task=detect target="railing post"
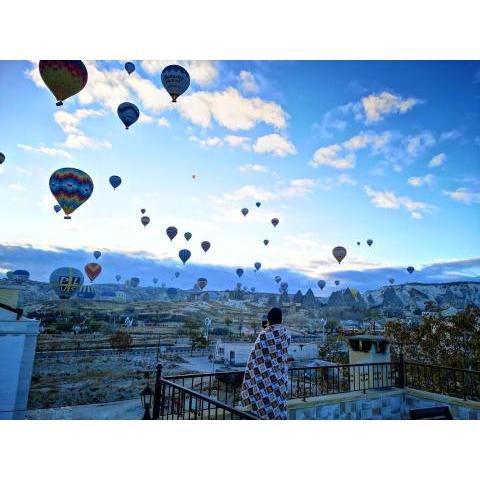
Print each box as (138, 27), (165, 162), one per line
(152, 363), (163, 420)
(398, 352), (405, 389)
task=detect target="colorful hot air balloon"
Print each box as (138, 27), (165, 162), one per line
(254, 262), (261, 271)
(117, 102), (140, 129)
(130, 277), (140, 288)
(39, 60), (88, 106)
(241, 208), (249, 217)
(54, 205), (62, 213)
(166, 226), (178, 241)
(125, 62), (135, 75)
(161, 65), (190, 102)
(256, 202), (261, 208)
(236, 268), (244, 278)
(76, 285), (96, 299)
(49, 168), (94, 219)
(141, 209), (146, 214)
(407, 266), (415, 274)
(332, 246), (347, 264)
(141, 216), (150, 227)
(115, 274), (121, 282)
(275, 276), (282, 283)
(50, 267), (84, 299)
(179, 249), (191, 264)
(85, 263), (102, 282)
(0, 152), (5, 165)
(367, 239), (373, 247)
(334, 280), (340, 286)
(271, 218), (279, 228)
(389, 278), (395, 285)
(174, 271), (181, 278)
(317, 280), (326, 290)
(263, 239), (269, 246)
(201, 241), (211, 253)
(184, 232), (192, 241)
(197, 278), (208, 290)
(109, 175), (122, 190)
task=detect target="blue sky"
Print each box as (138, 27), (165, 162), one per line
(0, 60), (479, 293)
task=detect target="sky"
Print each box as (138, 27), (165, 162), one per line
(0, 60), (479, 294)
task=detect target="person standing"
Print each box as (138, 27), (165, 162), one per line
(240, 307), (291, 419)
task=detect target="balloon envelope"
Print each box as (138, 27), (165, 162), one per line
(201, 241), (211, 253)
(50, 267), (84, 299)
(367, 239), (373, 247)
(93, 250), (101, 260)
(166, 226), (178, 241)
(275, 276), (282, 283)
(389, 278), (395, 284)
(115, 274), (121, 282)
(85, 262), (102, 282)
(39, 60), (88, 106)
(236, 268), (244, 278)
(109, 175), (122, 189)
(184, 232), (192, 241)
(141, 216), (150, 227)
(166, 287), (178, 299)
(407, 266), (415, 274)
(54, 205), (62, 213)
(256, 202), (261, 208)
(317, 280), (326, 290)
(49, 167), (93, 219)
(263, 239), (269, 246)
(124, 62), (135, 74)
(241, 208), (249, 217)
(332, 246), (347, 264)
(0, 152), (5, 164)
(335, 280), (340, 286)
(76, 285), (96, 299)
(117, 102), (140, 129)
(179, 249), (191, 264)
(141, 209), (146, 214)
(271, 218), (279, 227)
(197, 277), (208, 290)
(254, 262), (261, 271)
(12, 270), (29, 283)
(161, 65), (190, 102)
(130, 277), (140, 288)
(175, 271), (181, 278)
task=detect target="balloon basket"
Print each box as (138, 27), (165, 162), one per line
(56, 101), (63, 106)
(64, 216), (71, 220)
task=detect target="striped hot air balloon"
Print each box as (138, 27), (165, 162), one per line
(332, 246), (347, 264)
(201, 241), (211, 253)
(179, 249), (191, 264)
(49, 168), (94, 219)
(166, 226), (178, 241)
(271, 218), (279, 227)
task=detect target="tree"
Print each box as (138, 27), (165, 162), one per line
(109, 331), (132, 351)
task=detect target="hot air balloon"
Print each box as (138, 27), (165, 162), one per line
(357, 241), (360, 246)
(12, 270), (29, 283)
(109, 175), (122, 190)
(256, 202), (261, 208)
(85, 263), (102, 282)
(153, 277), (158, 285)
(130, 277), (140, 288)
(389, 278), (395, 285)
(334, 280), (340, 286)
(117, 102), (140, 129)
(263, 239), (269, 246)
(275, 276), (282, 283)
(141, 216), (150, 227)
(39, 60), (88, 106)
(197, 278), (208, 290)
(201, 241), (211, 253)
(54, 205), (62, 213)
(179, 249), (191, 264)
(161, 65), (190, 102)
(166, 226), (178, 241)
(407, 266), (415, 274)
(124, 62), (135, 75)
(317, 280), (326, 290)
(0, 152), (5, 165)
(49, 168), (93, 219)
(175, 271), (181, 278)
(332, 246), (347, 264)
(184, 232), (192, 241)
(77, 285), (96, 299)
(6, 271), (14, 280)
(141, 209), (146, 214)
(241, 208), (249, 217)
(367, 239), (373, 247)
(192, 174), (196, 180)
(236, 268), (244, 278)
(93, 250), (101, 260)
(280, 282), (288, 292)
(166, 287), (178, 300)
(254, 262), (261, 272)
(115, 274), (121, 282)
(50, 267), (84, 299)
(271, 218), (279, 228)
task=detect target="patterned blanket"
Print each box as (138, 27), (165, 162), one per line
(240, 324), (291, 419)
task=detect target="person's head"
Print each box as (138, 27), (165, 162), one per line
(267, 307), (282, 326)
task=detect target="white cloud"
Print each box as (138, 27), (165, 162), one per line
(411, 212), (423, 220)
(17, 144), (72, 159)
(8, 184), (25, 192)
(361, 92), (421, 123)
(15, 166), (33, 176)
(310, 144), (355, 169)
(157, 117), (170, 127)
(224, 135), (251, 150)
(238, 164), (268, 173)
(405, 131), (435, 156)
(253, 134), (296, 157)
(408, 174), (434, 187)
(189, 135), (223, 148)
(442, 188), (480, 205)
(364, 185), (431, 217)
(62, 134), (112, 150)
(343, 131), (392, 152)
(138, 113), (154, 124)
(140, 60), (218, 86)
(440, 130), (461, 141)
(428, 153), (446, 168)
(54, 109), (106, 134)
(239, 70), (259, 93)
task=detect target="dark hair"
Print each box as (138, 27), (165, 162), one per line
(261, 319), (268, 329)
(267, 307), (282, 325)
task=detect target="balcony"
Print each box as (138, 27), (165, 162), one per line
(143, 360), (480, 420)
